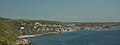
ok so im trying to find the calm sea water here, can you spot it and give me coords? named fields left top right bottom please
left=28, top=29, right=120, bottom=45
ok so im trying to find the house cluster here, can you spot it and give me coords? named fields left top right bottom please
left=76, top=25, right=111, bottom=30
left=19, top=22, right=77, bottom=34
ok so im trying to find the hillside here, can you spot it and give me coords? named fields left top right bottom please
left=0, top=20, right=19, bottom=45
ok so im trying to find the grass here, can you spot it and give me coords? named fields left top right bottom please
left=0, top=20, right=19, bottom=45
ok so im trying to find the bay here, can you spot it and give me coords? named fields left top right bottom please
left=28, top=29, right=120, bottom=45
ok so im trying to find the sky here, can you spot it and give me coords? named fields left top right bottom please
left=0, top=0, right=120, bottom=22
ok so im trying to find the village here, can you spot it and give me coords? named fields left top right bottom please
left=16, top=21, right=113, bottom=45
left=19, top=22, right=77, bottom=35
left=19, top=21, right=112, bottom=35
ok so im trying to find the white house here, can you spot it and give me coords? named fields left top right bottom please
left=20, top=27, right=25, bottom=30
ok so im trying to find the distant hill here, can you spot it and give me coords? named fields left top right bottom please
left=0, top=17, right=11, bottom=20
left=64, top=22, right=120, bottom=26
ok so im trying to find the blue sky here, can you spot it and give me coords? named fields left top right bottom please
left=0, top=0, right=120, bottom=22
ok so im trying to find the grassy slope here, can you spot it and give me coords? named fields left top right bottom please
left=0, top=20, right=19, bottom=45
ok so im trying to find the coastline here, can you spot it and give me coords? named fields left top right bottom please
left=18, top=32, right=62, bottom=38
left=17, top=27, right=120, bottom=45
left=18, top=28, right=120, bottom=38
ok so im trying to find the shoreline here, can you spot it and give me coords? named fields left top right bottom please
left=18, top=28, right=120, bottom=38
left=18, top=32, right=62, bottom=38
left=17, top=28, right=120, bottom=45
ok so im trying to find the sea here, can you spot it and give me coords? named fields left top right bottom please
left=28, top=29, right=120, bottom=45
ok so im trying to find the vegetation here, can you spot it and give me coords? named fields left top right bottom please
left=0, top=20, right=19, bottom=45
